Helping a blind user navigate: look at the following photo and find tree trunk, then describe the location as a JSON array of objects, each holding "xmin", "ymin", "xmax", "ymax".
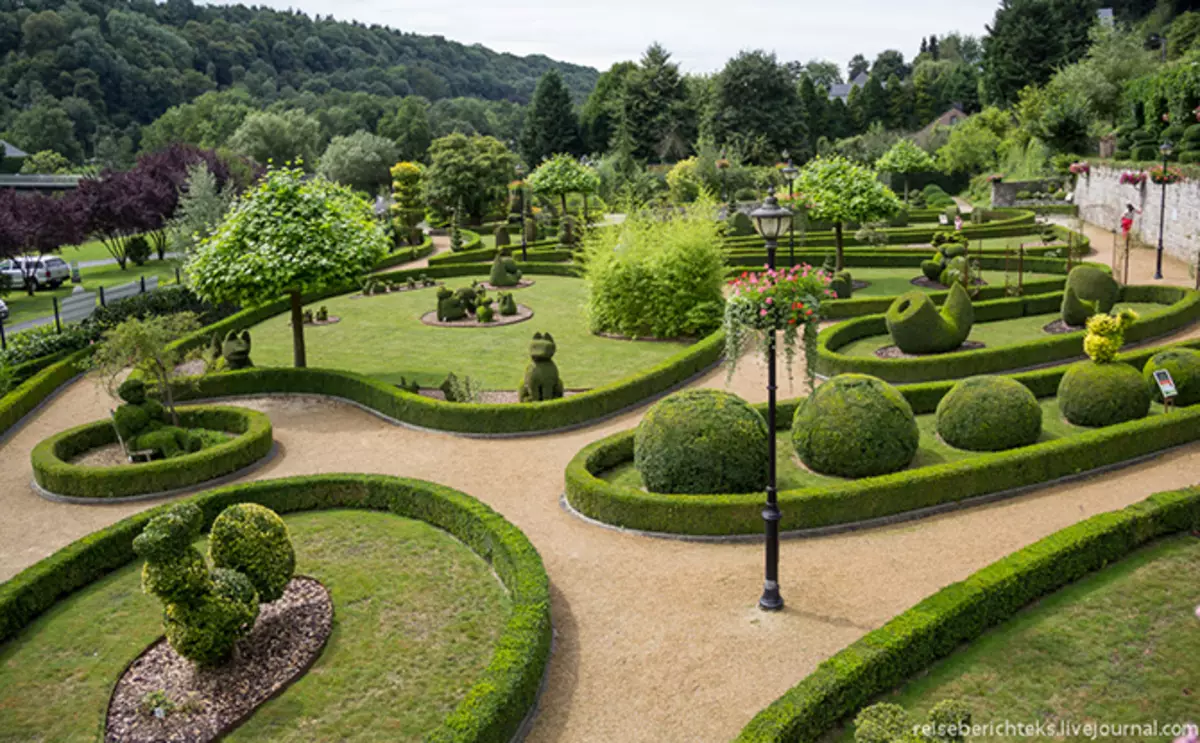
[
  {"xmin": 561, "ymin": 193, "xmax": 568, "ymax": 220},
  {"xmin": 835, "ymin": 222, "xmax": 845, "ymax": 272},
  {"xmin": 290, "ymin": 290, "xmax": 307, "ymax": 368},
  {"xmin": 156, "ymin": 361, "xmax": 179, "ymax": 426},
  {"xmin": 903, "ymin": 176, "xmax": 909, "ymax": 203}
]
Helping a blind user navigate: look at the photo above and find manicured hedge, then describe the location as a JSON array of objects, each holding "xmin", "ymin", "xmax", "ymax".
[
  {"xmin": 31, "ymin": 406, "xmax": 273, "ymax": 499},
  {"xmin": 427, "ymin": 239, "xmax": 561, "ymax": 266},
  {"xmin": 723, "ymin": 208, "xmax": 1038, "ymax": 250},
  {"xmin": 816, "ymin": 284, "xmax": 1200, "ymax": 383},
  {"xmin": 0, "ymin": 474, "xmax": 551, "ymax": 743},
  {"xmin": 823, "ymin": 278, "xmax": 1068, "ymax": 319},
  {"xmin": 171, "ymin": 331, "xmax": 725, "ymax": 435},
  {"xmin": 734, "ymin": 484, "xmax": 1200, "ymax": 742},
  {"xmin": 373, "ymin": 236, "xmax": 435, "ymax": 271},
  {"xmin": 0, "ymin": 349, "xmax": 91, "ymax": 440},
  {"xmin": 564, "ymin": 385, "xmax": 1200, "ymax": 536}
]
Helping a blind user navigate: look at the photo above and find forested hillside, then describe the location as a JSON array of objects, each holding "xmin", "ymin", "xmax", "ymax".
[{"xmin": 0, "ymin": 0, "xmax": 598, "ymax": 163}]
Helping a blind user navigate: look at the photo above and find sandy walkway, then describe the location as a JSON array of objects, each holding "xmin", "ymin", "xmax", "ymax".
[
  {"xmin": 371, "ymin": 234, "xmax": 450, "ymax": 274},
  {"xmin": 1046, "ymin": 214, "xmax": 1196, "ymax": 288},
  {"xmin": 4, "ymin": 340, "xmax": 1200, "ymax": 741}
]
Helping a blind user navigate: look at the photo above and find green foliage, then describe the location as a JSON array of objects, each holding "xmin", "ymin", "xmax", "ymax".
[
  {"xmin": 791, "ymin": 373, "xmax": 919, "ymax": 478},
  {"xmin": 829, "ymin": 270, "xmax": 855, "ymax": 299},
  {"xmin": 795, "ymin": 156, "xmax": 901, "ymax": 269},
  {"xmin": 498, "ymin": 292, "xmax": 518, "ymax": 316},
  {"xmin": 519, "ymin": 332, "xmax": 564, "ymax": 402},
  {"xmin": 727, "ymin": 211, "xmax": 755, "ymax": 236},
  {"xmin": 126, "ymin": 236, "xmax": 151, "ymax": 266},
  {"xmin": 981, "ymin": 0, "xmax": 1096, "ymax": 106},
  {"xmin": 935, "ymin": 107, "xmax": 1011, "ymax": 174},
  {"xmin": 583, "ymin": 196, "xmax": 727, "ymax": 339},
  {"xmin": 494, "ymin": 225, "xmax": 510, "ymax": 247},
  {"xmin": 854, "ymin": 703, "xmax": 914, "ymax": 743},
  {"xmin": 519, "ymin": 69, "xmax": 581, "ymax": 165},
  {"xmin": 527, "ymin": 154, "xmax": 601, "ymax": 214},
  {"xmin": 222, "ymin": 331, "xmax": 252, "ymax": 370},
  {"xmin": 228, "ymin": 109, "xmax": 322, "ymax": 168},
  {"xmin": 92, "ymin": 313, "xmax": 201, "ymax": 421},
  {"xmin": 489, "ymin": 253, "xmax": 523, "ymax": 287},
  {"xmin": 634, "ymin": 389, "xmax": 768, "ymax": 494},
  {"xmin": 707, "ymin": 50, "xmax": 807, "ymax": 164},
  {"xmin": 1060, "ymin": 265, "xmax": 1119, "ymax": 327},
  {"xmin": 423, "ymin": 134, "xmax": 517, "ymax": 223},
  {"xmin": 1143, "ymin": 348, "xmax": 1200, "ymax": 406},
  {"xmin": 209, "ymin": 503, "xmax": 295, "ymax": 603},
  {"xmin": 316, "ymin": 131, "xmax": 399, "ymax": 194},
  {"xmin": 936, "ymin": 376, "xmax": 1043, "ymax": 451},
  {"xmin": 18, "ymin": 150, "xmax": 72, "ymax": 175},
  {"xmin": 1082, "ymin": 308, "xmax": 1136, "ymax": 363},
  {"xmin": 666, "ymin": 157, "xmax": 704, "ymax": 203},
  {"xmin": 436, "ymin": 286, "xmax": 467, "ymax": 321},
  {"xmin": 876, "ymin": 140, "xmax": 936, "ymax": 177},
  {"xmin": 389, "ymin": 161, "xmax": 426, "ymax": 246},
  {"xmin": 476, "ymin": 299, "xmax": 495, "ymax": 323},
  {"xmin": 1057, "ymin": 361, "xmax": 1149, "ymax": 427},
  {"xmin": 170, "ymin": 163, "xmax": 235, "ymax": 256},
  {"xmin": 921, "ymin": 260, "xmax": 944, "ymax": 281},
  {"xmin": 885, "ymin": 284, "xmax": 974, "ymax": 354}
]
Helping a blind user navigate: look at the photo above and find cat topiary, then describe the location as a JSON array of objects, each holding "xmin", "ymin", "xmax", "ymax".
[
  {"xmin": 489, "ymin": 251, "xmax": 523, "ymax": 287},
  {"xmin": 436, "ymin": 287, "xmax": 466, "ymax": 321},
  {"xmin": 498, "ymin": 292, "xmax": 518, "ymax": 316},
  {"xmin": 222, "ymin": 331, "xmax": 253, "ymax": 370},
  {"xmin": 477, "ymin": 297, "xmax": 495, "ymax": 323},
  {"xmin": 519, "ymin": 332, "xmax": 564, "ymax": 402}
]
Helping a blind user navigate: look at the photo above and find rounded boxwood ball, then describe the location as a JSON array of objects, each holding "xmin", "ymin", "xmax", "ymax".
[
  {"xmin": 936, "ymin": 376, "xmax": 1042, "ymax": 451},
  {"xmin": 1057, "ymin": 361, "xmax": 1150, "ymax": 427},
  {"xmin": 634, "ymin": 389, "xmax": 768, "ymax": 494},
  {"xmin": 1143, "ymin": 348, "xmax": 1200, "ymax": 406},
  {"xmin": 208, "ymin": 503, "xmax": 295, "ymax": 602},
  {"xmin": 791, "ymin": 374, "xmax": 919, "ymax": 478}
]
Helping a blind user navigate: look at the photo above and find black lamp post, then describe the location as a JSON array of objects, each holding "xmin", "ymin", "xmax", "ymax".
[
  {"xmin": 781, "ymin": 151, "xmax": 799, "ymax": 268},
  {"xmin": 516, "ymin": 163, "xmax": 528, "ymax": 262},
  {"xmin": 1155, "ymin": 140, "xmax": 1173, "ymax": 280},
  {"xmin": 580, "ymin": 155, "xmax": 592, "ymax": 227},
  {"xmin": 719, "ymin": 149, "xmax": 729, "ymax": 204},
  {"xmin": 750, "ymin": 187, "xmax": 792, "ymax": 612}
]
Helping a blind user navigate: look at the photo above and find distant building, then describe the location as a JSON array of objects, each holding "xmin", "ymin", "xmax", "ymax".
[
  {"xmin": 828, "ymin": 72, "xmax": 869, "ymax": 102},
  {"xmin": 1098, "ymin": 7, "xmax": 1114, "ymax": 26},
  {"xmin": 913, "ymin": 105, "xmax": 968, "ymax": 149},
  {"xmin": 0, "ymin": 140, "xmax": 27, "ymax": 174}
]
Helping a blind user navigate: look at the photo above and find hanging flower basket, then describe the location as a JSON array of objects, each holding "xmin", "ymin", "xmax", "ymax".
[
  {"xmin": 723, "ymin": 264, "xmax": 831, "ymax": 390},
  {"xmin": 1148, "ymin": 165, "xmax": 1185, "ymax": 185},
  {"xmin": 715, "ymin": 158, "xmax": 731, "ymax": 170},
  {"xmin": 1068, "ymin": 161, "xmax": 1091, "ymax": 176},
  {"xmin": 1119, "ymin": 170, "xmax": 1147, "ymax": 187}
]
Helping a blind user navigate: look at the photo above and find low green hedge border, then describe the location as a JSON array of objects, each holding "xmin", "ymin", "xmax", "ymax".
[
  {"xmin": 816, "ymin": 284, "xmax": 1200, "ymax": 383},
  {"xmin": 734, "ymin": 484, "xmax": 1200, "ymax": 742},
  {"xmin": 564, "ymin": 382, "xmax": 1200, "ymax": 536},
  {"xmin": 373, "ymin": 236, "xmax": 435, "ymax": 271},
  {"xmin": 0, "ymin": 473, "xmax": 551, "ymax": 743},
  {"xmin": 427, "ymin": 239, "xmax": 561, "ymax": 266},
  {"xmin": 724, "ymin": 209, "xmax": 1038, "ymax": 250},
  {"xmin": 0, "ymin": 349, "xmax": 91, "ymax": 440},
  {"xmin": 30, "ymin": 406, "xmax": 274, "ymax": 500}
]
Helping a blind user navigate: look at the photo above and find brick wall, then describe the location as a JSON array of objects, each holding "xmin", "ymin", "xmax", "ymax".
[{"xmin": 1074, "ymin": 165, "xmax": 1200, "ymax": 264}]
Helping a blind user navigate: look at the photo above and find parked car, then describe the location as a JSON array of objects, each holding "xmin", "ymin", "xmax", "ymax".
[
  {"xmin": 0, "ymin": 297, "xmax": 7, "ymax": 321},
  {"xmin": 0, "ymin": 256, "xmax": 71, "ymax": 291}
]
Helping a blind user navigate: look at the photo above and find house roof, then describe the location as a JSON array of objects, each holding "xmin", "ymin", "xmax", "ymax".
[
  {"xmin": 827, "ymin": 72, "xmax": 871, "ymax": 101},
  {"xmin": 0, "ymin": 140, "xmax": 28, "ymax": 158}
]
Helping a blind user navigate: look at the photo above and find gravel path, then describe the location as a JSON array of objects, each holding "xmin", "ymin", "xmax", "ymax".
[{"xmin": 4, "ymin": 343, "xmax": 1200, "ymax": 741}]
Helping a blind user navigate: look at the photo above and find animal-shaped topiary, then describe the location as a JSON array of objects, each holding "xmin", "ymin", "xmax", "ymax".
[
  {"xmin": 477, "ymin": 297, "xmax": 495, "ymax": 323},
  {"xmin": 1060, "ymin": 265, "xmax": 1119, "ymax": 326},
  {"xmin": 489, "ymin": 251, "xmax": 523, "ymax": 287},
  {"xmin": 829, "ymin": 270, "xmax": 854, "ymax": 299},
  {"xmin": 222, "ymin": 331, "xmax": 253, "ymax": 370},
  {"xmin": 938, "ymin": 255, "xmax": 969, "ymax": 287},
  {"xmin": 494, "ymin": 224, "xmax": 510, "ymax": 247},
  {"xmin": 727, "ymin": 211, "xmax": 755, "ymax": 236},
  {"xmin": 208, "ymin": 331, "xmax": 223, "ymax": 362},
  {"xmin": 885, "ymin": 282, "xmax": 975, "ymax": 354},
  {"xmin": 436, "ymin": 287, "xmax": 466, "ymax": 321},
  {"xmin": 132, "ymin": 503, "xmax": 260, "ymax": 666},
  {"xmin": 519, "ymin": 332, "xmax": 564, "ymax": 402},
  {"xmin": 453, "ymin": 285, "xmax": 479, "ymax": 314},
  {"xmin": 498, "ymin": 292, "xmax": 518, "ymax": 316},
  {"xmin": 209, "ymin": 503, "xmax": 295, "ymax": 603},
  {"xmin": 920, "ymin": 259, "xmax": 943, "ymax": 282},
  {"xmin": 113, "ymin": 378, "xmax": 201, "ymax": 459}
]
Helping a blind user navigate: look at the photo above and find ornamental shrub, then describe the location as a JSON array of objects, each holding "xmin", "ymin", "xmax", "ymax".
[
  {"xmin": 127, "ymin": 235, "xmax": 151, "ymax": 266},
  {"xmin": 791, "ymin": 374, "xmax": 919, "ymax": 478},
  {"xmin": 1057, "ymin": 361, "xmax": 1150, "ymax": 427},
  {"xmin": 498, "ymin": 292, "xmax": 518, "ymax": 316},
  {"xmin": 1060, "ymin": 265, "xmax": 1118, "ymax": 326},
  {"xmin": 921, "ymin": 259, "xmax": 943, "ymax": 281},
  {"xmin": 493, "ymin": 224, "xmax": 510, "ymax": 247},
  {"xmin": 853, "ymin": 703, "xmax": 914, "ymax": 743},
  {"xmin": 489, "ymin": 252, "xmax": 522, "ymax": 287},
  {"xmin": 1082, "ymin": 309, "xmax": 1136, "ymax": 363},
  {"xmin": 829, "ymin": 270, "xmax": 854, "ymax": 299},
  {"xmin": 727, "ymin": 210, "xmax": 755, "ymax": 237},
  {"xmin": 936, "ymin": 376, "xmax": 1043, "ymax": 451},
  {"xmin": 885, "ymin": 283, "xmax": 974, "ymax": 354},
  {"xmin": 209, "ymin": 503, "xmax": 295, "ymax": 603},
  {"xmin": 1143, "ymin": 348, "xmax": 1200, "ymax": 406},
  {"xmin": 634, "ymin": 389, "xmax": 768, "ymax": 494}
]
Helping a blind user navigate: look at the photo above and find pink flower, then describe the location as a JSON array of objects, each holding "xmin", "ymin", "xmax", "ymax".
[
  {"xmin": 1173, "ymin": 724, "xmax": 1198, "ymax": 743},
  {"xmin": 1194, "ymin": 604, "xmax": 1200, "ymax": 620},
  {"xmin": 765, "ymin": 296, "xmax": 773, "ymax": 305},
  {"xmin": 759, "ymin": 308, "xmax": 769, "ymax": 317}
]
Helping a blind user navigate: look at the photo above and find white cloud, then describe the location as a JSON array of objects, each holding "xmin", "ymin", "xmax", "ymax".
[{"xmin": 202, "ymin": 0, "xmax": 998, "ymax": 74}]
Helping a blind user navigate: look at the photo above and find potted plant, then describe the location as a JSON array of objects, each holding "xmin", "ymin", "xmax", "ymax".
[{"xmin": 1148, "ymin": 165, "xmax": 1185, "ymax": 185}]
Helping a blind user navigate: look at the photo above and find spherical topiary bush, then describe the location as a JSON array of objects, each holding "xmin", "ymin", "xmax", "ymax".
[
  {"xmin": 936, "ymin": 376, "xmax": 1043, "ymax": 451},
  {"xmin": 209, "ymin": 503, "xmax": 296, "ymax": 603},
  {"xmin": 634, "ymin": 389, "xmax": 768, "ymax": 494},
  {"xmin": 1143, "ymin": 348, "xmax": 1200, "ymax": 406},
  {"xmin": 791, "ymin": 374, "xmax": 919, "ymax": 478},
  {"xmin": 1057, "ymin": 361, "xmax": 1150, "ymax": 427}
]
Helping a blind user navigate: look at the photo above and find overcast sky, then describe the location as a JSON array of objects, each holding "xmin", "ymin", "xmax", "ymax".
[{"xmin": 205, "ymin": 0, "xmax": 1001, "ymax": 74}]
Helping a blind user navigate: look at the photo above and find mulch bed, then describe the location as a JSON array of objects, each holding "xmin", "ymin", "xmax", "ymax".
[
  {"xmin": 874, "ymin": 340, "xmax": 987, "ymax": 359},
  {"xmin": 420, "ymin": 304, "xmax": 533, "ymax": 328},
  {"xmin": 105, "ymin": 577, "xmax": 333, "ymax": 743},
  {"xmin": 417, "ymin": 388, "xmax": 585, "ymax": 404},
  {"xmin": 910, "ymin": 277, "xmax": 988, "ymax": 289},
  {"xmin": 477, "ymin": 279, "xmax": 536, "ymax": 291},
  {"xmin": 850, "ymin": 279, "xmax": 871, "ymax": 290},
  {"xmin": 350, "ymin": 282, "xmax": 443, "ymax": 299},
  {"xmin": 1043, "ymin": 319, "xmax": 1084, "ymax": 335}
]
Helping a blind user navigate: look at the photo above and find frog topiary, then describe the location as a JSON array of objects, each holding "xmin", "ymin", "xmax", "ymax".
[
  {"xmin": 436, "ymin": 286, "xmax": 467, "ymax": 321},
  {"xmin": 498, "ymin": 292, "xmax": 518, "ymax": 316},
  {"xmin": 519, "ymin": 332, "xmax": 564, "ymax": 402},
  {"xmin": 222, "ymin": 331, "xmax": 253, "ymax": 370},
  {"xmin": 489, "ymin": 251, "xmax": 523, "ymax": 287}
]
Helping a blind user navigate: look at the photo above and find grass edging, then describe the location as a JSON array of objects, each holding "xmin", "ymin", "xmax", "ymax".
[
  {"xmin": 733, "ymin": 485, "xmax": 1200, "ymax": 742},
  {"xmin": 30, "ymin": 406, "xmax": 274, "ymax": 499},
  {"xmin": 0, "ymin": 473, "xmax": 552, "ymax": 743}
]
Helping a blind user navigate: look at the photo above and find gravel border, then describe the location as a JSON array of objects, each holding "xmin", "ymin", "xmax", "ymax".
[{"xmin": 420, "ymin": 305, "xmax": 534, "ymax": 328}]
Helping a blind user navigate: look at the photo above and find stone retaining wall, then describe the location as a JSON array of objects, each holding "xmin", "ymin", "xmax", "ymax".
[{"xmin": 1073, "ymin": 164, "xmax": 1200, "ymax": 263}]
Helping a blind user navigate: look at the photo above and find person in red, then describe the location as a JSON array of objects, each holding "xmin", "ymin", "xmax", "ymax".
[{"xmin": 1120, "ymin": 203, "xmax": 1141, "ymax": 237}]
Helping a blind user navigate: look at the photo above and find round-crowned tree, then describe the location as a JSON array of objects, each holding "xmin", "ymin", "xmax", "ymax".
[
  {"xmin": 1143, "ymin": 348, "xmax": 1200, "ymax": 406},
  {"xmin": 634, "ymin": 389, "xmax": 769, "ymax": 494},
  {"xmin": 794, "ymin": 156, "xmax": 902, "ymax": 271},
  {"xmin": 936, "ymin": 376, "xmax": 1043, "ymax": 451},
  {"xmin": 791, "ymin": 374, "xmax": 919, "ymax": 478},
  {"xmin": 1057, "ymin": 361, "xmax": 1150, "ymax": 427},
  {"xmin": 208, "ymin": 503, "xmax": 295, "ymax": 603},
  {"xmin": 187, "ymin": 165, "xmax": 387, "ymax": 367}
]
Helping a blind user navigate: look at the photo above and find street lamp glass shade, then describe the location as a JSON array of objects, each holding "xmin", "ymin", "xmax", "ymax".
[
  {"xmin": 750, "ymin": 188, "xmax": 792, "ymax": 240},
  {"xmin": 1161, "ymin": 140, "xmax": 1174, "ymax": 157},
  {"xmin": 781, "ymin": 164, "xmax": 799, "ymax": 180},
  {"xmin": 515, "ymin": 163, "xmax": 524, "ymax": 177}
]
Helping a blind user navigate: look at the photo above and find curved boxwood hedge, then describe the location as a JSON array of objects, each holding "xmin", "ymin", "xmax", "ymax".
[
  {"xmin": 427, "ymin": 239, "xmax": 562, "ymax": 266},
  {"xmin": 816, "ymin": 284, "xmax": 1200, "ymax": 383},
  {"xmin": 373, "ymin": 236, "xmax": 435, "ymax": 271},
  {"xmin": 734, "ymin": 484, "xmax": 1200, "ymax": 742},
  {"xmin": 564, "ymin": 380, "xmax": 1200, "ymax": 536},
  {"xmin": 0, "ymin": 349, "xmax": 91, "ymax": 440},
  {"xmin": 31, "ymin": 406, "xmax": 273, "ymax": 499},
  {"xmin": 0, "ymin": 473, "xmax": 551, "ymax": 743}
]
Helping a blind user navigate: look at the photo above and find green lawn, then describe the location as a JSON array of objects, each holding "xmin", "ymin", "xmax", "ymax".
[
  {"xmin": 830, "ymin": 534, "xmax": 1200, "ymax": 742},
  {"xmin": 59, "ymin": 238, "xmax": 128, "ymax": 264},
  {"xmin": 0, "ymin": 509, "xmax": 509, "ymax": 742},
  {"xmin": 835, "ymin": 302, "xmax": 1165, "ymax": 358},
  {"xmin": 2, "ymin": 259, "xmax": 182, "ymax": 326},
  {"xmin": 600, "ymin": 397, "xmax": 1142, "ymax": 492},
  {"xmin": 887, "ymin": 235, "xmax": 1065, "ymax": 251},
  {"xmin": 843, "ymin": 268, "xmax": 1062, "ymax": 299},
  {"xmin": 248, "ymin": 275, "xmax": 691, "ymax": 389}
]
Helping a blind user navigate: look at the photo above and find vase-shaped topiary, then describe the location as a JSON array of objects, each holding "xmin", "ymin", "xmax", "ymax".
[
  {"xmin": 1060, "ymin": 265, "xmax": 1119, "ymax": 327},
  {"xmin": 518, "ymin": 332, "xmax": 563, "ymax": 402},
  {"xmin": 936, "ymin": 376, "xmax": 1043, "ymax": 451},
  {"xmin": 1143, "ymin": 348, "xmax": 1200, "ymax": 405},
  {"xmin": 885, "ymin": 283, "xmax": 974, "ymax": 354},
  {"xmin": 634, "ymin": 389, "xmax": 769, "ymax": 494},
  {"xmin": 792, "ymin": 373, "xmax": 919, "ymax": 478}
]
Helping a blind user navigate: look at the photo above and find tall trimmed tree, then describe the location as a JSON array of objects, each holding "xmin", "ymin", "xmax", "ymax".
[
  {"xmin": 875, "ymin": 140, "xmax": 936, "ymax": 200},
  {"xmin": 520, "ymin": 70, "xmax": 581, "ymax": 165},
  {"xmin": 187, "ymin": 166, "xmax": 387, "ymax": 368},
  {"xmin": 527, "ymin": 154, "xmax": 601, "ymax": 218},
  {"xmin": 795, "ymin": 156, "xmax": 902, "ymax": 270}
]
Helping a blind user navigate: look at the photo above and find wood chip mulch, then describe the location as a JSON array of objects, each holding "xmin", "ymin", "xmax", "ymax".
[
  {"xmin": 104, "ymin": 576, "xmax": 332, "ymax": 743},
  {"xmin": 419, "ymin": 304, "xmax": 534, "ymax": 328},
  {"xmin": 909, "ymin": 276, "xmax": 989, "ymax": 289},
  {"xmin": 1043, "ymin": 319, "xmax": 1084, "ymax": 335},
  {"xmin": 874, "ymin": 340, "xmax": 986, "ymax": 359}
]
